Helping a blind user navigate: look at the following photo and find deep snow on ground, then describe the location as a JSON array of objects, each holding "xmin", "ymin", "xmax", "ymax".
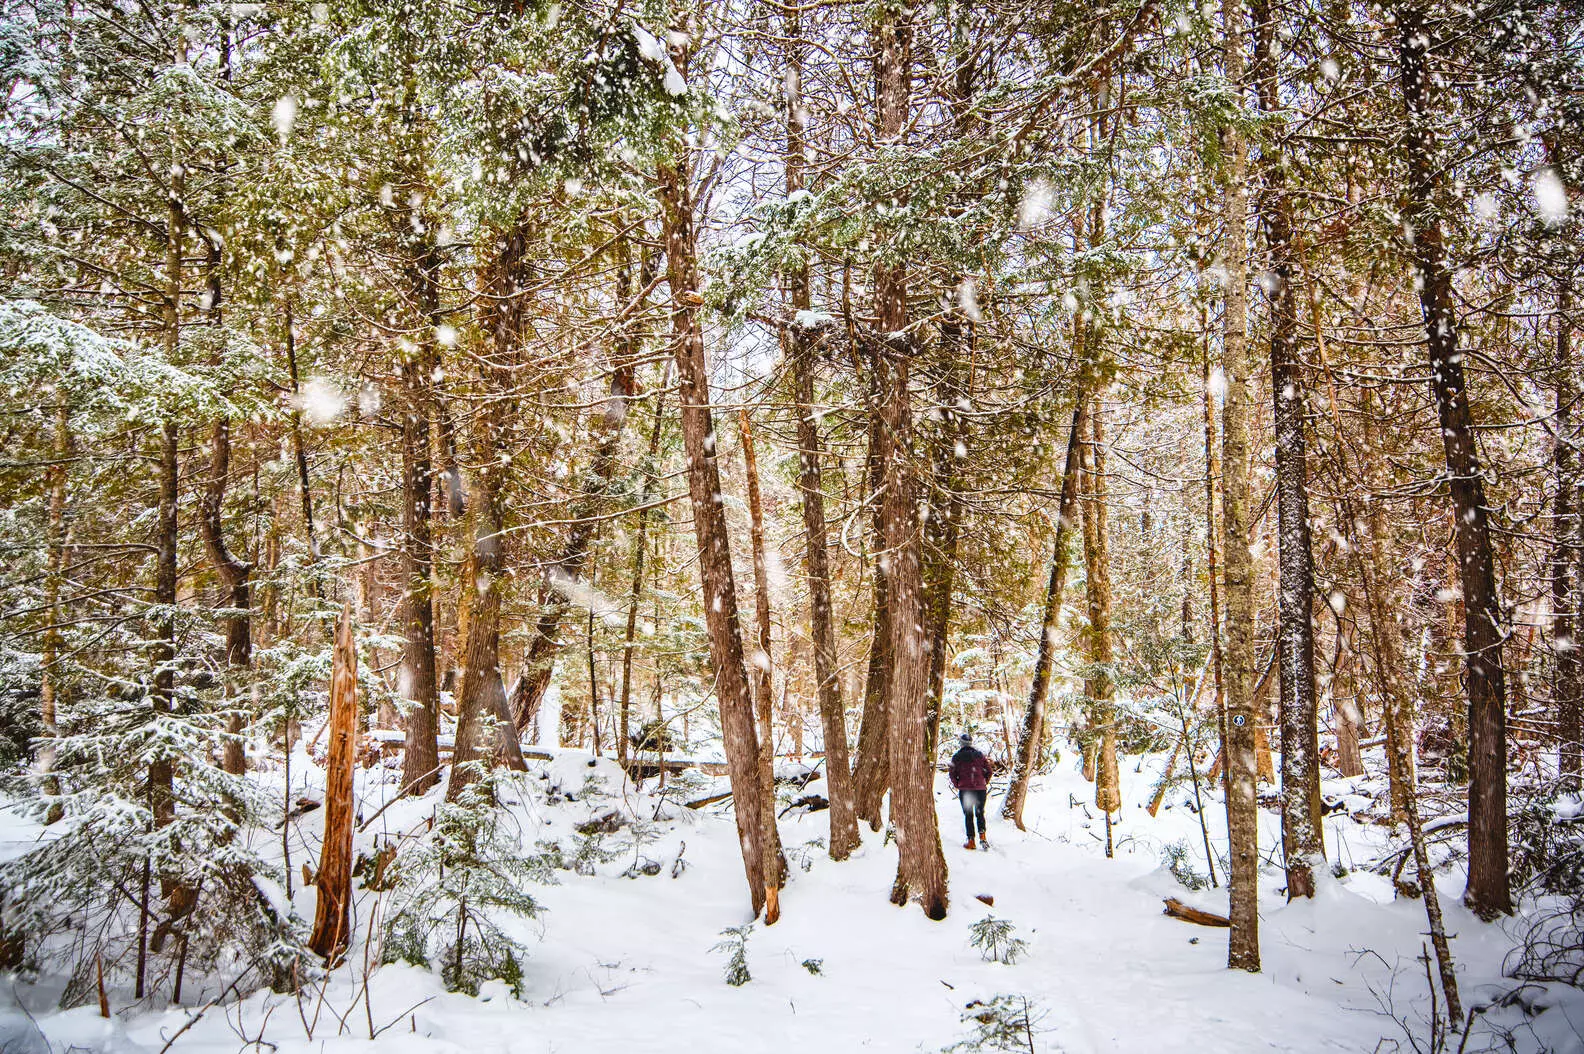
[{"xmin": 8, "ymin": 745, "xmax": 1583, "ymax": 1054}]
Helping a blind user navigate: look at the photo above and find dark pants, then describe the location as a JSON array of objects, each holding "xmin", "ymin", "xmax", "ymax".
[{"xmin": 959, "ymin": 789, "xmax": 988, "ymax": 842}]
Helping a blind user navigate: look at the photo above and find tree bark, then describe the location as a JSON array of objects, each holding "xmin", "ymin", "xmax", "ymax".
[
  {"xmin": 1253, "ymin": 0, "xmax": 1322, "ymax": 900},
  {"xmin": 656, "ymin": 76, "xmax": 776, "ymax": 914},
  {"xmin": 873, "ymin": 2, "xmax": 947, "ymax": 920},
  {"xmin": 309, "ymin": 607, "xmax": 357, "ymax": 960},
  {"xmin": 1396, "ymin": 3, "xmax": 1511, "ymax": 919},
  {"xmin": 1219, "ymin": 0, "xmax": 1261, "ymax": 971},
  {"xmin": 1004, "ymin": 402, "xmax": 1086, "ymax": 828}
]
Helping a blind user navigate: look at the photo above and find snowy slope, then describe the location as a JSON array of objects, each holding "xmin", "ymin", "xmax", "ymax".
[{"xmin": 13, "ymin": 749, "xmax": 1583, "ymax": 1054}]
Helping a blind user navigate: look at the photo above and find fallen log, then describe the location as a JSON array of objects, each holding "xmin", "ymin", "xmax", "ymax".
[
  {"xmin": 684, "ymin": 791, "xmax": 734, "ymax": 810},
  {"xmin": 1162, "ymin": 897, "xmax": 1230, "ymax": 927}
]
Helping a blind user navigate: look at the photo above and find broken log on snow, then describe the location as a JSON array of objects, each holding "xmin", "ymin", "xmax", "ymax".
[{"xmin": 1162, "ymin": 897, "xmax": 1230, "ymax": 927}]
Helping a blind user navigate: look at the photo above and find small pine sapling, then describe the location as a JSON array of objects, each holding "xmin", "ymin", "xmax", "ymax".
[
  {"xmin": 968, "ymin": 916, "xmax": 1028, "ymax": 965},
  {"xmin": 710, "ymin": 924, "xmax": 752, "ymax": 986},
  {"xmin": 382, "ymin": 773, "xmax": 551, "ymax": 996},
  {"xmin": 945, "ymin": 995, "xmax": 1045, "ymax": 1053}
]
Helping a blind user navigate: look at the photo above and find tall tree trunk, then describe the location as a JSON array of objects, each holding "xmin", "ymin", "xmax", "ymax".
[
  {"xmin": 739, "ymin": 410, "xmax": 787, "ymax": 913},
  {"xmin": 791, "ymin": 341, "xmax": 861, "ymax": 858},
  {"xmin": 1081, "ymin": 399, "xmax": 1121, "ymax": 818},
  {"xmin": 309, "ymin": 607, "xmax": 357, "ymax": 960},
  {"xmin": 1253, "ymin": 0, "xmax": 1322, "ymax": 899},
  {"xmin": 656, "ymin": 64, "xmax": 776, "ymax": 913},
  {"xmin": 1219, "ymin": 0, "xmax": 1261, "ymax": 971},
  {"xmin": 873, "ymin": 2, "xmax": 947, "ymax": 920},
  {"xmin": 1553, "ymin": 281, "xmax": 1581, "ymax": 784},
  {"xmin": 397, "ymin": 244, "xmax": 442, "ymax": 797},
  {"xmin": 1004, "ymin": 402, "xmax": 1086, "ymax": 828},
  {"xmin": 1396, "ymin": 3, "xmax": 1510, "ymax": 919}
]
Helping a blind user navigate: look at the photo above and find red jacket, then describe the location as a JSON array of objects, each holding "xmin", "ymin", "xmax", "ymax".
[{"xmin": 949, "ymin": 746, "xmax": 992, "ymax": 792}]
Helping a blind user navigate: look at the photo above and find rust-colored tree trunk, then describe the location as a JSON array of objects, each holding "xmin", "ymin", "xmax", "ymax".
[
  {"xmin": 1005, "ymin": 402, "xmax": 1086, "ymax": 828},
  {"xmin": 1080, "ymin": 399, "xmax": 1120, "ymax": 817},
  {"xmin": 656, "ymin": 53, "xmax": 776, "ymax": 913},
  {"xmin": 309, "ymin": 607, "xmax": 358, "ymax": 960},
  {"xmin": 873, "ymin": 2, "xmax": 947, "ymax": 920},
  {"xmin": 738, "ymin": 409, "xmax": 787, "ymax": 911},
  {"xmin": 1396, "ymin": 3, "xmax": 1510, "ymax": 919}
]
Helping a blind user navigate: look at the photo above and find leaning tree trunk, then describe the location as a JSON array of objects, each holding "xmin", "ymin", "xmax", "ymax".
[
  {"xmin": 873, "ymin": 2, "xmax": 948, "ymax": 920},
  {"xmin": 851, "ymin": 402, "xmax": 892, "ymax": 831},
  {"xmin": 1219, "ymin": 0, "xmax": 1261, "ymax": 972},
  {"xmin": 656, "ymin": 79, "xmax": 777, "ymax": 916},
  {"xmin": 1396, "ymin": 3, "xmax": 1511, "ymax": 919},
  {"xmin": 1253, "ymin": 0, "xmax": 1323, "ymax": 900},
  {"xmin": 1005, "ymin": 402, "xmax": 1086, "ymax": 827}
]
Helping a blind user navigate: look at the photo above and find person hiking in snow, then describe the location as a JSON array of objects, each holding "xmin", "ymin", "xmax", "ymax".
[{"xmin": 948, "ymin": 732, "xmax": 993, "ymax": 850}]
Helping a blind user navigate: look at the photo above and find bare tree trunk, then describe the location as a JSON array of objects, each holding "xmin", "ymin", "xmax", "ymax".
[
  {"xmin": 1219, "ymin": 0, "xmax": 1261, "ymax": 970},
  {"xmin": 656, "ymin": 74, "xmax": 776, "ymax": 913},
  {"xmin": 309, "ymin": 607, "xmax": 357, "ymax": 960},
  {"xmin": 1396, "ymin": 3, "xmax": 1510, "ymax": 919},
  {"xmin": 1253, "ymin": 0, "xmax": 1322, "ymax": 899},
  {"xmin": 1005, "ymin": 402, "xmax": 1086, "ymax": 828},
  {"xmin": 280, "ymin": 296, "xmax": 319, "ymax": 574},
  {"xmin": 873, "ymin": 2, "xmax": 947, "ymax": 920},
  {"xmin": 739, "ymin": 410, "xmax": 787, "ymax": 914}
]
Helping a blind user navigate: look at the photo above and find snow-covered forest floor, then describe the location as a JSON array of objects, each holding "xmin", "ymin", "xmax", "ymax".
[{"xmin": 6, "ymin": 745, "xmax": 1581, "ymax": 1054}]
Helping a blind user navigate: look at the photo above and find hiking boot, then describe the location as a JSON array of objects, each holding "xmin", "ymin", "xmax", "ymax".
[
  {"xmin": 963, "ymin": 838, "xmax": 976, "ymax": 850},
  {"xmin": 979, "ymin": 838, "xmax": 990, "ymax": 851}
]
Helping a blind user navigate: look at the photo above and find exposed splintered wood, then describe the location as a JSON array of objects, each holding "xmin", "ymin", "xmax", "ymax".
[
  {"xmin": 309, "ymin": 606, "xmax": 358, "ymax": 961},
  {"xmin": 1162, "ymin": 898, "xmax": 1231, "ymax": 928}
]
